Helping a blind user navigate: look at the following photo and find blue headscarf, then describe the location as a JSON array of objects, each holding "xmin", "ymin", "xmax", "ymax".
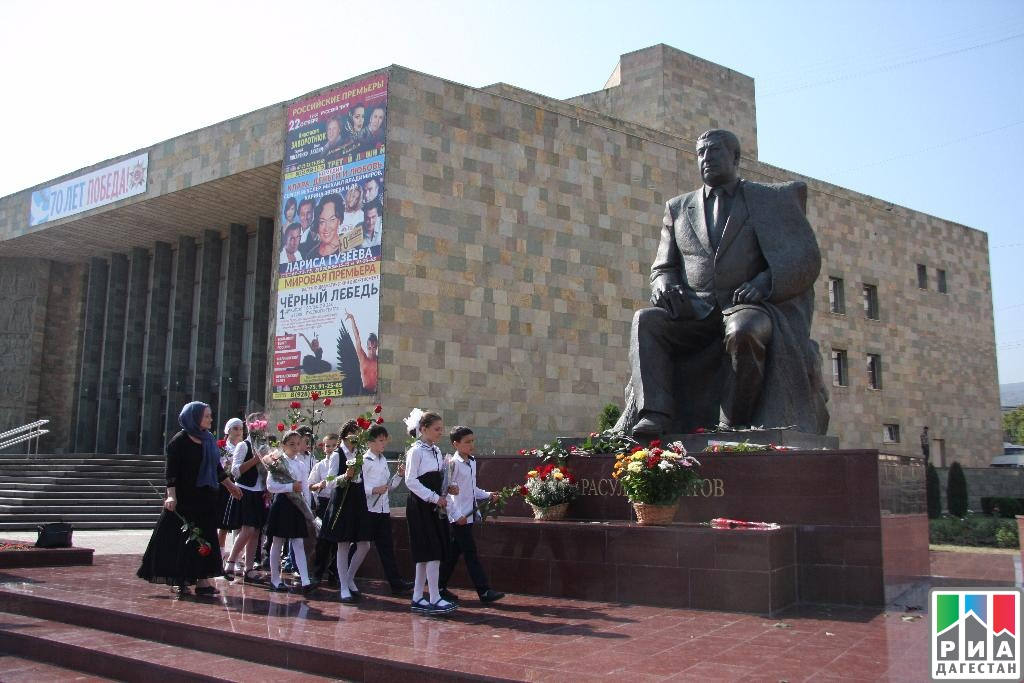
[{"xmin": 179, "ymin": 401, "xmax": 220, "ymax": 490}]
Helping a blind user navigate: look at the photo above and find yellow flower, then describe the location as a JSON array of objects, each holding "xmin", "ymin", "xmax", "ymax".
[
  {"xmin": 615, "ymin": 453, "xmax": 625, "ymax": 460},
  {"xmin": 553, "ymin": 471, "xmax": 564, "ymax": 480},
  {"xmin": 627, "ymin": 461, "xmax": 643, "ymax": 473},
  {"xmin": 631, "ymin": 453, "xmax": 645, "ymax": 462},
  {"xmin": 527, "ymin": 470, "xmax": 537, "ymax": 478}
]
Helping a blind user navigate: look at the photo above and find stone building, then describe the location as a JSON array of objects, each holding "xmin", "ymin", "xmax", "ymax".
[{"xmin": 0, "ymin": 44, "xmax": 1001, "ymax": 465}]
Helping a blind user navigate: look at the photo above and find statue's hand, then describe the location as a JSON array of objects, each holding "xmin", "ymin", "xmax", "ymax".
[
  {"xmin": 650, "ymin": 279, "xmax": 670, "ymax": 307},
  {"xmin": 733, "ymin": 281, "xmax": 766, "ymax": 304}
]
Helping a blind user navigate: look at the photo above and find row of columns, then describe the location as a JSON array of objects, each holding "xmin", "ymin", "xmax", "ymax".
[{"xmin": 73, "ymin": 218, "xmax": 274, "ymax": 454}]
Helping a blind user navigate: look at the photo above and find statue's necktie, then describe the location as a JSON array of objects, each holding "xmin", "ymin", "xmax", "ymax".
[{"xmin": 711, "ymin": 186, "xmax": 727, "ymax": 250}]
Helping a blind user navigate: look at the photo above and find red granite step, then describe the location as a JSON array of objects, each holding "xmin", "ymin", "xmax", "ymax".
[
  {"xmin": 0, "ymin": 653, "xmax": 116, "ymax": 682},
  {"xmin": 0, "ymin": 611, "xmax": 340, "ymax": 683}
]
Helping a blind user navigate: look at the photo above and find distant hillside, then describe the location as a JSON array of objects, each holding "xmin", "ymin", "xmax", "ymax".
[{"xmin": 1001, "ymin": 382, "xmax": 1024, "ymax": 407}]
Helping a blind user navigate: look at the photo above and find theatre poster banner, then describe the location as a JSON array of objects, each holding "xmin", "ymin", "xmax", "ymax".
[{"xmin": 272, "ymin": 72, "xmax": 387, "ymax": 400}]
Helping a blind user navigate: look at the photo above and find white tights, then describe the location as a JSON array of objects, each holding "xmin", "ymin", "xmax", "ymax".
[
  {"xmin": 270, "ymin": 537, "xmax": 310, "ymax": 587},
  {"xmin": 412, "ymin": 560, "xmax": 441, "ymax": 603},
  {"xmin": 336, "ymin": 541, "xmax": 371, "ymax": 598}
]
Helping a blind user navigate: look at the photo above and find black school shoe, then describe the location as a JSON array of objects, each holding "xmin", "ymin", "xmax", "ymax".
[
  {"xmin": 269, "ymin": 583, "xmax": 289, "ymax": 593},
  {"xmin": 479, "ymin": 589, "xmax": 505, "ymax": 604},
  {"xmin": 424, "ymin": 599, "xmax": 458, "ymax": 616},
  {"xmin": 410, "ymin": 597, "xmax": 431, "ymax": 613},
  {"xmin": 390, "ymin": 580, "xmax": 414, "ymax": 595},
  {"xmin": 438, "ymin": 589, "xmax": 460, "ymax": 603}
]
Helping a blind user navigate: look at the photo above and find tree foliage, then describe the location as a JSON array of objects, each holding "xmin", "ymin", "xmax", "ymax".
[
  {"xmin": 598, "ymin": 403, "xmax": 622, "ymax": 432},
  {"xmin": 947, "ymin": 461, "xmax": 969, "ymax": 517},
  {"xmin": 1003, "ymin": 406, "xmax": 1024, "ymax": 444}
]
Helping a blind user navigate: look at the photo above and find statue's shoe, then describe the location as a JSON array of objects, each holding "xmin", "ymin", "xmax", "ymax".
[{"xmin": 631, "ymin": 416, "xmax": 665, "ymax": 439}]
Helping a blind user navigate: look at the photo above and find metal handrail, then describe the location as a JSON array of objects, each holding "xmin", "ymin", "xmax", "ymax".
[{"xmin": 0, "ymin": 419, "xmax": 50, "ymax": 454}]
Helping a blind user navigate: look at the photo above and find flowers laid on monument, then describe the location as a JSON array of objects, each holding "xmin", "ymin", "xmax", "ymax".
[
  {"xmin": 612, "ymin": 441, "xmax": 701, "ymax": 503},
  {"xmin": 702, "ymin": 441, "xmax": 789, "ymax": 453},
  {"xmin": 519, "ymin": 463, "xmax": 578, "ymax": 519},
  {"xmin": 581, "ymin": 428, "xmax": 639, "ymax": 455},
  {"xmin": 708, "ymin": 518, "xmax": 781, "ymax": 530}
]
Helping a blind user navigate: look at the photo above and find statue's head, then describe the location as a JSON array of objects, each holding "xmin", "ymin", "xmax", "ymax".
[{"xmin": 696, "ymin": 129, "xmax": 741, "ymax": 187}]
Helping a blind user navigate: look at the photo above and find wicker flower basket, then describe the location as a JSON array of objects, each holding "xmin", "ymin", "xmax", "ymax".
[
  {"xmin": 529, "ymin": 501, "xmax": 570, "ymax": 521},
  {"xmin": 632, "ymin": 501, "xmax": 680, "ymax": 526}
]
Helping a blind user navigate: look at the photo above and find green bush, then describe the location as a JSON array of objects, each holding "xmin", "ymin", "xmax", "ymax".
[
  {"xmin": 929, "ymin": 514, "xmax": 1021, "ymax": 548},
  {"xmin": 995, "ymin": 524, "xmax": 1019, "ymax": 549},
  {"xmin": 947, "ymin": 462, "xmax": 968, "ymax": 517},
  {"xmin": 981, "ymin": 497, "xmax": 1024, "ymax": 518},
  {"xmin": 926, "ymin": 464, "xmax": 942, "ymax": 519},
  {"xmin": 597, "ymin": 403, "xmax": 622, "ymax": 432}
]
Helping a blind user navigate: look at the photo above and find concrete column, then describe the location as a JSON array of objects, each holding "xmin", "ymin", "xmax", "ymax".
[
  {"xmin": 95, "ymin": 253, "xmax": 128, "ymax": 453},
  {"xmin": 140, "ymin": 242, "xmax": 172, "ymax": 454},
  {"xmin": 74, "ymin": 258, "xmax": 108, "ymax": 452},
  {"xmin": 247, "ymin": 217, "xmax": 274, "ymax": 413},
  {"xmin": 116, "ymin": 247, "xmax": 151, "ymax": 454},
  {"xmin": 192, "ymin": 230, "xmax": 222, "ymax": 407},
  {"xmin": 217, "ymin": 224, "xmax": 247, "ymax": 424},
  {"xmin": 164, "ymin": 237, "xmax": 196, "ymax": 439}
]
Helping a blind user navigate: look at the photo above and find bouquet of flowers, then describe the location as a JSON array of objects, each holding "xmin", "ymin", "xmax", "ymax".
[
  {"xmin": 708, "ymin": 517, "xmax": 781, "ymax": 530},
  {"xmin": 247, "ymin": 417, "xmax": 277, "ymax": 449},
  {"xmin": 279, "ymin": 393, "xmax": 334, "ymax": 460},
  {"xmin": 703, "ymin": 440, "xmax": 789, "ymax": 453},
  {"xmin": 477, "ymin": 485, "xmax": 521, "ymax": 522},
  {"xmin": 520, "ymin": 463, "xmax": 578, "ymax": 509},
  {"xmin": 612, "ymin": 440, "xmax": 702, "ymax": 505},
  {"xmin": 261, "ymin": 449, "xmax": 317, "ymax": 522},
  {"xmin": 580, "ymin": 429, "xmax": 638, "ymax": 455}
]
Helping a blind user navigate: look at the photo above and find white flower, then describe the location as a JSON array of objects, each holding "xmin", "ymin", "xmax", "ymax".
[
  {"xmin": 346, "ymin": 458, "xmax": 357, "ymax": 467},
  {"xmin": 658, "ymin": 460, "xmax": 672, "ymax": 471}
]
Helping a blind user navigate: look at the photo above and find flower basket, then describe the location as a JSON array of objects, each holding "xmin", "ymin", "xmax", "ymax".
[
  {"xmin": 632, "ymin": 501, "xmax": 679, "ymax": 526},
  {"xmin": 529, "ymin": 501, "xmax": 570, "ymax": 521}
]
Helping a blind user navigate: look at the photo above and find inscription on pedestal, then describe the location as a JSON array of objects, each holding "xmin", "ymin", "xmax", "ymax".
[{"xmin": 579, "ymin": 477, "xmax": 725, "ymax": 498}]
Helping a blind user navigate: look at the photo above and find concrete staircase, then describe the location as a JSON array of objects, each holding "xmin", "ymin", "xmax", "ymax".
[{"xmin": 0, "ymin": 453, "xmax": 165, "ymax": 531}]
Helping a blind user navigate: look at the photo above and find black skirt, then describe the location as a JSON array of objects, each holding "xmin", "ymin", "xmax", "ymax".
[
  {"xmin": 219, "ymin": 487, "xmax": 241, "ymax": 530},
  {"xmin": 225, "ymin": 489, "xmax": 266, "ymax": 529},
  {"xmin": 138, "ymin": 490, "xmax": 223, "ymax": 585},
  {"xmin": 406, "ymin": 471, "xmax": 450, "ymax": 563},
  {"xmin": 265, "ymin": 493, "xmax": 309, "ymax": 539},
  {"xmin": 319, "ymin": 480, "xmax": 373, "ymax": 543}
]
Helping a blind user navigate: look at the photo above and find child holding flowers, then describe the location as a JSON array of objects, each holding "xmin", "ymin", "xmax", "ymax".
[
  {"xmin": 265, "ymin": 430, "xmax": 316, "ymax": 593},
  {"xmin": 316, "ymin": 419, "xmax": 373, "ymax": 603},
  {"xmin": 404, "ymin": 410, "xmax": 457, "ymax": 615}
]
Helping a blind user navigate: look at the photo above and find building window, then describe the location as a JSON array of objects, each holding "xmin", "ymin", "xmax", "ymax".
[
  {"xmin": 862, "ymin": 284, "xmax": 879, "ymax": 320},
  {"xmin": 917, "ymin": 264, "xmax": 927, "ymax": 290},
  {"xmin": 883, "ymin": 423, "xmax": 901, "ymax": 443},
  {"xmin": 828, "ymin": 277, "xmax": 845, "ymax": 314},
  {"xmin": 937, "ymin": 269, "xmax": 948, "ymax": 294},
  {"xmin": 866, "ymin": 353, "xmax": 882, "ymax": 390},
  {"xmin": 831, "ymin": 348, "xmax": 848, "ymax": 386}
]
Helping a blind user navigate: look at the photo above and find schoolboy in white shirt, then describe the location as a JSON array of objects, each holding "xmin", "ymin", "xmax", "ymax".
[
  {"xmin": 361, "ymin": 424, "xmax": 414, "ymax": 594},
  {"xmin": 438, "ymin": 426, "xmax": 504, "ymax": 604}
]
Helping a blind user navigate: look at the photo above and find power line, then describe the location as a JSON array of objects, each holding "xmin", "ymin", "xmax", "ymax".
[
  {"xmin": 825, "ymin": 119, "xmax": 1024, "ymax": 177},
  {"xmin": 760, "ymin": 31, "xmax": 1024, "ymax": 97}
]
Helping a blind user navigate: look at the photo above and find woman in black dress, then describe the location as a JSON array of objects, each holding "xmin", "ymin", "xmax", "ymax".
[{"xmin": 137, "ymin": 401, "xmax": 241, "ymax": 595}]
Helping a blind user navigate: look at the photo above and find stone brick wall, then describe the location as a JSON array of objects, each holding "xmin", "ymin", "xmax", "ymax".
[
  {"xmin": 38, "ymin": 262, "xmax": 86, "ymax": 452},
  {"xmin": 0, "ymin": 258, "xmax": 50, "ymax": 451},
  {"xmin": 566, "ymin": 44, "xmax": 758, "ymax": 159}
]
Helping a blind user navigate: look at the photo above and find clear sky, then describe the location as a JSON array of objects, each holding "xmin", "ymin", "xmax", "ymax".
[{"xmin": 1, "ymin": 0, "xmax": 1022, "ymax": 382}]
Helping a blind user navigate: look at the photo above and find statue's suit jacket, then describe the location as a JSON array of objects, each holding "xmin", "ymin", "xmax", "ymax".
[{"xmin": 647, "ymin": 180, "xmax": 830, "ymax": 433}]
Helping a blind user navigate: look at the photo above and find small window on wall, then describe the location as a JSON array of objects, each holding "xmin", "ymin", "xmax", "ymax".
[
  {"xmin": 866, "ymin": 353, "xmax": 882, "ymax": 390},
  {"xmin": 862, "ymin": 284, "xmax": 879, "ymax": 320},
  {"xmin": 831, "ymin": 348, "xmax": 848, "ymax": 387},
  {"xmin": 883, "ymin": 423, "xmax": 901, "ymax": 443},
  {"xmin": 917, "ymin": 264, "xmax": 927, "ymax": 290},
  {"xmin": 828, "ymin": 277, "xmax": 845, "ymax": 314},
  {"xmin": 937, "ymin": 269, "xmax": 948, "ymax": 294}
]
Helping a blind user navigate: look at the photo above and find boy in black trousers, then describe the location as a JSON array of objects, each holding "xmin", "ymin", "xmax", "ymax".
[{"xmin": 438, "ymin": 426, "xmax": 504, "ymax": 604}]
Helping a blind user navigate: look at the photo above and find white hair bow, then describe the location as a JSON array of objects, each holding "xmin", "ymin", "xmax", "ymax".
[{"xmin": 403, "ymin": 408, "xmax": 425, "ymax": 437}]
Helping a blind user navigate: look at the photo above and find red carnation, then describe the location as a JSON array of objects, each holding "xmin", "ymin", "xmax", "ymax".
[
  {"xmin": 519, "ymin": 449, "xmax": 527, "ymax": 456},
  {"xmin": 694, "ymin": 427, "xmax": 706, "ymax": 434},
  {"xmin": 323, "ymin": 398, "xmax": 333, "ymax": 407},
  {"xmin": 357, "ymin": 417, "xmax": 371, "ymax": 429},
  {"xmin": 376, "ymin": 416, "xmax": 383, "ymax": 424},
  {"xmin": 650, "ymin": 439, "xmax": 661, "ymax": 448},
  {"xmin": 519, "ymin": 485, "xmax": 529, "ymax": 496},
  {"xmin": 276, "ymin": 422, "xmax": 285, "ymax": 432},
  {"xmin": 290, "ymin": 423, "xmax": 298, "ymax": 430},
  {"xmin": 290, "ymin": 401, "xmax": 301, "ymax": 409},
  {"xmin": 310, "ymin": 391, "xmax": 320, "ymax": 401},
  {"xmin": 374, "ymin": 404, "xmax": 382, "ymax": 414},
  {"xmin": 630, "ymin": 445, "xmax": 643, "ymax": 454},
  {"xmin": 197, "ymin": 543, "xmax": 212, "ymax": 557},
  {"xmin": 216, "ymin": 439, "xmax": 227, "ymax": 449}
]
